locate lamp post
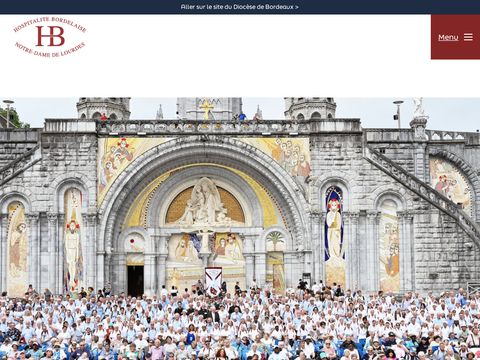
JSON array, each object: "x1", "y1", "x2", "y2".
[
  {"x1": 393, "y1": 100, "x2": 404, "y2": 129},
  {"x1": 3, "y1": 100, "x2": 14, "y2": 128}
]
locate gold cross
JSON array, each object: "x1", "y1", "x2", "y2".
[{"x1": 199, "y1": 99, "x2": 214, "y2": 120}]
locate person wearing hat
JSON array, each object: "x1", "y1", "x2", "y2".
[
  {"x1": 363, "y1": 346, "x2": 376, "y2": 360},
  {"x1": 40, "y1": 348, "x2": 54, "y2": 359},
  {"x1": 27, "y1": 340, "x2": 44, "y2": 359}
]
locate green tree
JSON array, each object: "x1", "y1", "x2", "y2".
[{"x1": 0, "y1": 107, "x2": 29, "y2": 128}]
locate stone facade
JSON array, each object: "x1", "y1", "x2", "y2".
[{"x1": 0, "y1": 98, "x2": 479, "y2": 296}]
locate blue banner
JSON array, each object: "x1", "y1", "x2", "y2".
[{"x1": 1, "y1": 0, "x2": 480, "y2": 14}]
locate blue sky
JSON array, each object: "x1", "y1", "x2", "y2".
[{"x1": 3, "y1": 98, "x2": 480, "y2": 132}]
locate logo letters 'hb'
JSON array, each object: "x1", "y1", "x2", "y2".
[{"x1": 36, "y1": 26, "x2": 65, "y2": 46}]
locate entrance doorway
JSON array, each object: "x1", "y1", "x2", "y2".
[{"x1": 127, "y1": 266, "x2": 144, "y2": 297}]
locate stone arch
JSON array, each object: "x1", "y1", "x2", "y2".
[
  {"x1": 118, "y1": 227, "x2": 153, "y2": 253},
  {"x1": 317, "y1": 177, "x2": 352, "y2": 212},
  {"x1": 374, "y1": 190, "x2": 410, "y2": 293},
  {"x1": 261, "y1": 226, "x2": 290, "y2": 252},
  {"x1": 310, "y1": 112, "x2": 321, "y2": 120},
  {"x1": 297, "y1": 113, "x2": 305, "y2": 120},
  {"x1": 0, "y1": 191, "x2": 31, "y2": 214},
  {"x1": 109, "y1": 113, "x2": 118, "y2": 120},
  {"x1": 49, "y1": 174, "x2": 94, "y2": 212},
  {"x1": 428, "y1": 148, "x2": 480, "y2": 220},
  {"x1": 371, "y1": 187, "x2": 410, "y2": 212},
  {"x1": 149, "y1": 166, "x2": 262, "y2": 229},
  {"x1": 99, "y1": 136, "x2": 309, "y2": 281},
  {"x1": 92, "y1": 112, "x2": 102, "y2": 120}
]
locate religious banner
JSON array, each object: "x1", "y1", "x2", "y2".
[
  {"x1": 64, "y1": 188, "x2": 84, "y2": 293},
  {"x1": 238, "y1": 138, "x2": 311, "y2": 179},
  {"x1": 205, "y1": 267, "x2": 222, "y2": 296},
  {"x1": 97, "y1": 137, "x2": 172, "y2": 205},
  {"x1": 379, "y1": 200, "x2": 400, "y2": 292},
  {"x1": 324, "y1": 186, "x2": 345, "y2": 287},
  {"x1": 7, "y1": 201, "x2": 28, "y2": 297}
]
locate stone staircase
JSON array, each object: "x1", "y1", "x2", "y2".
[
  {"x1": 0, "y1": 144, "x2": 41, "y2": 187},
  {"x1": 364, "y1": 146, "x2": 480, "y2": 247}
]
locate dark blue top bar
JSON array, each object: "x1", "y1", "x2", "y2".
[{"x1": 2, "y1": 0, "x2": 480, "y2": 14}]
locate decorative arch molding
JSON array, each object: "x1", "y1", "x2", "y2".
[
  {"x1": 149, "y1": 166, "x2": 261, "y2": 229},
  {"x1": 55, "y1": 179, "x2": 90, "y2": 214},
  {"x1": 428, "y1": 148, "x2": 480, "y2": 220},
  {"x1": 117, "y1": 227, "x2": 153, "y2": 253},
  {"x1": 316, "y1": 176, "x2": 352, "y2": 212},
  {"x1": 372, "y1": 188, "x2": 409, "y2": 212},
  {"x1": 99, "y1": 136, "x2": 309, "y2": 260},
  {"x1": 49, "y1": 173, "x2": 96, "y2": 212},
  {"x1": 0, "y1": 191, "x2": 32, "y2": 214}
]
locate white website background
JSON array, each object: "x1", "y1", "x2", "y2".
[{"x1": 1, "y1": 15, "x2": 479, "y2": 97}]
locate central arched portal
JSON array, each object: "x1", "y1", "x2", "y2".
[{"x1": 99, "y1": 137, "x2": 310, "y2": 295}]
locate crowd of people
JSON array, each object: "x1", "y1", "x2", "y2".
[{"x1": 1, "y1": 280, "x2": 480, "y2": 360}]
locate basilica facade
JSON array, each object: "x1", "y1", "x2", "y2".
[{"x1": 0, "y1": 97, "x2": 479, "y2": 297}]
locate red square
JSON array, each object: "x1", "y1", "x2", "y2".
[{"x1": 431, "y1": 15, "x2": 480, "y2": 59}]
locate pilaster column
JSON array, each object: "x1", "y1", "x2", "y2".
[
  {"x1": 84, "y1": 213, "x2": 97, "y2": 289},
  {"x1": 57, "y1": 213, "x2": 65, "y2": 294},
  {"x1": 319, "y1": 213, "x2": 325, "y2": 284},
  {"x1": 243, "y1": 234, "x2": 256, "y2": 288},
  {"x1": 155, "y1": 234, "x2": 169, "y2": 294},
  {"x1": 345, "y1": 212, "x2": 359, "y2": 290},
  {"x1": 410, "y1": 115, "x2": 429, "y2": 182},
  {"x1": 398, "y1": 211, "x2": 415, "y2": 292},
  {"x1": 309, "y1": 212, "x2": 321, "y2": 284},
  {"x1": 47, "y1": 213, "x2": 58, "y2": 293},
  {"x1": 26, "y1": 213, "x2": 40, "y2": 290},
  {"x1": 144, "y1": 253, "x2": 156, "y2": 296},
  {"x1": 0, "y1": 213, "x2": 8, "y2": 290},
  {"x1": 254, "y1": 253, "x2": 266, "y2": 287},
  {"x1": 366, "y1": 211, "x2": 380, "y2": 292},
  {"x1": 116, "y1": 252, "x2": 127, "y2": 293},
  {"x1": 156, "y1": 255, "x2": 168, "y2": 294}
]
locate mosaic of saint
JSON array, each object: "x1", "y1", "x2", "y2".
[
  {"x1": 167, "y1": 233, "x2": 203, "y2": 293},
  {"x1": 64, "y1": 189, "x2": 84, "y2": 293},
  {"x1": 266, "y1": 231, "x2": 286, "y2": 293},
  {"x1": 430, "y1": 157, "x2": 473, "y2": 216},
  {"x1": 379, "y1": 199, "x2": 400, "y2": 292},
  {"x1": 239, "y1": 138, "x2": 311, "y2": 179},
  {"x1": 324, "y1": 186, "x2": 345, "y2": 287},
  {"x1": 97, "y1": 137, "x2": 172, "y2": 205},
  {"x1": 211, "y1": 233, "x2": 244, "y2": 265},
  {"x1": 7, "y1": 201, "x2": 28, "y2": 297}
]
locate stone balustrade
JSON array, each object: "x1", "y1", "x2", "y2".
[
  {"x1": 426, "y1": 129, "x2": 480, "y2": 144},
  {"x1": 36, "y1": 118, "x2": 362, "y2": 136},
  {"x1": 0, "y1": 145, "x2": 41, "y2": 186}
]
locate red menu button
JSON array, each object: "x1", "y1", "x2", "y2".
[{"x1": 431, "y1": 15, "x2": 480, "y2": 59}]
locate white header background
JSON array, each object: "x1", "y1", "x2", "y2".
[{"x1": 0, "y1": 15, "x2": 479, "y2": 97}]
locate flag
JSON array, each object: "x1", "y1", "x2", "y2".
[{"x1": 190, "y1": 233, "x2": 201, "y2": 253}]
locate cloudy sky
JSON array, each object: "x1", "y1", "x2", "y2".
[{"x1": 3, "y1": 98, "x2": 480, "y2": 132}]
